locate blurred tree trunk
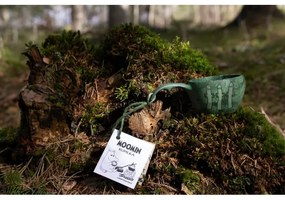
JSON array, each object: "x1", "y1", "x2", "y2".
[
  {"x1": 139, "y1": 5, "x2": 150, "y2": 25},
  {"x1": 0, "y1": 7, "x2": 10, "y2": 26},
  {"x1": 71, "y1": 5, "x2": 86, "y2": 31},
  {"x1": 21, "y1": 6, "x2": 32, "y2": 27},
  {"x1": 164, "y1": 6, "x2": 173, "y2": 28},
  {"x1": 148, "y1": 5, "x2": 156, "y2": 26},
  {"x1": 130, "y1": 5, "x2": 139, "y2": 25},
  {"x1": 108, "y1": 5, "x2": 130, "y2": 29},
  {"x1": 227, "y1": 5, "x2": 284, "y2": 28}
]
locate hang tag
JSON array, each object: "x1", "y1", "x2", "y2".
[{"x1": 94, "y1": 129, "x2": 155, "y2": 189}]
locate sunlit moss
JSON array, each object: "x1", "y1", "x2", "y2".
[{"x1": 98, "y1": 23, "x2": 216, "y2": 76}]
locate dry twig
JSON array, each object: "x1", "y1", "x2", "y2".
[{"x1": 261, "y1": 107, "x2": 285, "y2": 138}]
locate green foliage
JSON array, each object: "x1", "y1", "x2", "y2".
[
  {"x1": 177, "y1": 168, "x2": 201, "y2": 193},
  {"x1": 229, "y1": 176, "x2": 252, "y2": 194},
  {"x1": 114, "y1": 80, "x2": 140, "y2": 102},
  {"x1": 75, "y1": 66, "x2": 100, "y2": 84},
  {"x1": 81, "y1": 103, "x2": 110, "y2": 134},
  {"x1": 82, "y1": 103, "x2": 107, "y2": 123},
  {"x1": 41, "y1": 30, "x2": 95, "y2": 60},
  {"x1": 95, "y1": 23, "x2": 217, "y2": 107},
  {"x1": 114, "y1": 84, "x2": 130, "y2": 102},
  {"x1": 2, "y1": 170, "x2": 24, "y2": 194},
  {"x1": 98, "y1": 23, "x2": 216, "y2": 76},
  {"x1": 236, "y1": 107, "x2": 285, "y2": 157},
  {"x1": 162, "y1": 36, "x2": 215, "y2": 74},
  {"x1": 41, "y1": 30, "x2": 100, "y2": 85},
  {"x1": 97, "y1": 23, "x2": 165, "y2": 72}
]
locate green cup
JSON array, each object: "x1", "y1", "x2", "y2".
[
  {"x1": 148, "y1": 74, "x2": 246, "y2": 114},
  {"x1": 187, "y1": 74, "x2": 245, "y2": 113}
]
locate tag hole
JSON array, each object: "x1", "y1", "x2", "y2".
[{"x1": 116, "y1": 136, "x2": 120, "y2": 140}]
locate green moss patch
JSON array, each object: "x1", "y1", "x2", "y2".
[{"x1": 145, "y1": 107, "x2": 284, "y2": 194}]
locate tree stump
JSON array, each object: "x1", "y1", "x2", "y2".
[{"x1": 19, "y1": 45, "x2": 70, "y2": 154}]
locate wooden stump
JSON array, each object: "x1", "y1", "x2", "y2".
[{"x1": 18, "y1": 45, "x2": 70, "y2": 154}]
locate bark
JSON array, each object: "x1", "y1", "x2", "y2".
[
  {"x1": 108, "y1": 5, "x2": 130, "y2": 29},
  {"x1": 139, "y1": 5, "x2": 150, "y2": 25},
  {"x1": 130, "y1": 5, "x2": 139, "y2": 25},
  {"x1": 71, "y1": 5, "x2": 86, "y2": 31},
  {"x1": 0, "y1": 7, "x2": 10, "y2": 25}
]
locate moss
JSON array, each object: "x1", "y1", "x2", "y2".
[
  {"x1": 236, "y1": 107, "x2": 285, "y2": 157},
  {"x1": 174, "y1": 107, "x2": 285, "y2": 193},
  {"x1": 38, "y1": 30, "x2": 101, "y2": 106},
  {"x1": 114, "y1": 84, "x2": 130, "y2": 102},
  {"x1": 177, "y1": 168, "x2": 202, "y2": 194},
  {"x1": 2, "y1": 170, "x2": 24, "y2": 194},
  {"x1": 21, "y1": 25, "x2": 217, "y2": 141},
  {"x1": 162, "y1": 36, "x2": 216, "y2": 74},
  {"x1": 96, "y1": 23, "x2": 217, "y2": 110},
  {"x1": 97, "y1": 23, "x2": 166, "y2": 73},
  {"x1": 41, "y1": 30, "x2": 96, "y2": 62},
  {"x1": 113, "y1": 80, "x2": 140, "y2": 102},
  {"x1": 228, "y1": 176, "x2": 252, "y2": 194},
  {"x1": 26, "y1": 182, "x2": 48, "y2": 194},
  {"x1": 81, "y1": 103, "x2": 111, "y2": 134},
  {"x1": 98, "y1": 23, "x2": 216, "y2": 76}
]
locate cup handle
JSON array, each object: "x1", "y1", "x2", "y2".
[{"x1": 147, "y1": 83, "x2": 192, "y2": 103}]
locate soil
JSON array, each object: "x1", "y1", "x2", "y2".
[{"x1": 0, "y1": 69, "x2": 28, "y2": 128}]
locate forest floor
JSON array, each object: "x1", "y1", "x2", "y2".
[
  {"x1": 0, "y1": 21, "x2": 285, "y2": 194},
  {"x1": 0, "y1": 48, "x2": 28, "y2": 129}
]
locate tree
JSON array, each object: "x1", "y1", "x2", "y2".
[
  {"x1": 108, "y1": 5, "x2": 130, "y2": 29},
  {"x1": 0, "y1": 6, "x2": 10, "y2": 26},
  {"x1": 71, "y1": 5, "x2": 87, "y2": 31},
  {"x1": 227, "y1": 5, "x2": 284, "y2": 28},
  {"x1": 130, "y1": 5, "x2": 139, "y2": 25}
]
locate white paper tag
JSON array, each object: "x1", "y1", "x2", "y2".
[
  {"x1": 137, "y1": 146, "x2": 155, "y2": 186},
  {"x1": 94, "y1": 129, "x2": 155, "y2": 189}
]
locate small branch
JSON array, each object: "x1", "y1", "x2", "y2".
[{"x1": 261, "y1": 107, "x2": 285, "y2": 138}]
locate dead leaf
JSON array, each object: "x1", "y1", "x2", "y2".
[
  {"x1": 76, "y1": 132, "x2": 90, "y2": 145},
  {"x1": 128, "y1": 100, "x2": 170, "y2": 137},
  {"x1": 43, "y1": 57, "x2": 50, "y2": 64},
  {"x1": 62, "y1": 180, "x2": 77, "y2": 192}
]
